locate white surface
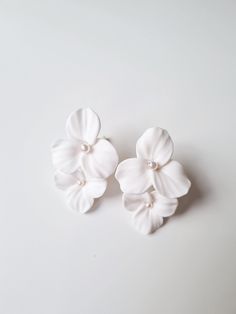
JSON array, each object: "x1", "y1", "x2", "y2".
[{"x1": 0, "y1": 1, "x2": 235, "y2": 313}]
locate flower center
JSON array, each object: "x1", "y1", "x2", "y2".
[
  {"x1": 146, "y1": 160, "x2": 159, "y2": 170},
  {"x1": 77, "y1": 179, "x2": 86, "y2": 186},
  {"x1": 80, "y1": 143, "x2": 91, "y2": 153},
  {"x1": 145, "y1": 202, "x2": 153, "y2": 208}
]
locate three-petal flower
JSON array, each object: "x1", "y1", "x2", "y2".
[
  {"x1": 55, "y1": 169, "x2": 107, "y2": 213},
  {"x1": 52, "y1": 108, "x2": 118, "y2": 179},
  {"x1": 123, "y1": 192, "x2": 178, "y2": 235},
  {"x1": 115, "y1": 127, "x2": 191, "y2": 198}
]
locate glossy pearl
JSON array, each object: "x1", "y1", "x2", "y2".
[
  {"x1": 80, "y1": 143, "x2": 91, "y2": 153},
  {"x1": 77, "y1": 180, "x2": 86, "y2": 186},
  {"x1": 147, "y1": 160, "x2": 159, "y2": 170},
  {"x1": 145, "y1": 202, "x2": 153, "y2": 208}
]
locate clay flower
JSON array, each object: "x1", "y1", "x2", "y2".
[
  {"x1": 115, "y1": 127, "x2": 191, "y2": 198},
  {"x1": 54, "y1": 168, "x2": 107, "y2": 213},
  {"x1": 51, "y1": 108, "x2": 118, "y2": 179},
  {"x1": 123, "y1": 191, "x2": 178, "y2": 235}
]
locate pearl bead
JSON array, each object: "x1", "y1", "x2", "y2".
[
  {"x1": 80, "y1": 143, "x2": 91, "y2": 153},
  {"x1": 77, "y1": 180, "x2": 86, "y2": 186},
  {"x1": 147, "y1": 160, "x2": 159, "y2": 170},
  {"x1": 145, "y1": 202, "x2": 153, "y2": 208}
]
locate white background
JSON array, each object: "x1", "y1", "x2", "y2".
[{"x1": 0, "y1": 1, "x2": 235, "y2": 313}]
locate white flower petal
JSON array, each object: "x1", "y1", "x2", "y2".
[
  {"x1": 84, "y1": 178, "x2": 107, "y2": 198},
  {"x1": 136, "y1": 127, "x2": 174, "y2": 167},
  {"x1": 66, "y1": 185, "x2": 94, "y2": 214},
  {"x1": 51, "y1": 139, "x2": 81, "y2": 173},
  {"x1": 152, "y1": 160, "x2": 191, "y2": 198},
  {"x1": 115, "y1": 158, "x2": 151, "y2": 194},
  {"x1": 151, "y1": 191, "x2": 178, "y2": 217},
  {"x1": 73, "y1": 168, "x2": 86, "y2": 182},
  {"x1": 80, "y1": 139, "x2": 119, "y2": 179},
  {"x1": 123, "y1": 193, "x2": 152, "y2": 211},
  {"x1": 54, "y1": 171, "x2": 76, "y2": 190},
  {"x1": 132, "y1": 208, "x2": 163, "y2": 235},
  {"x1": 66, "y1": 108, "x2": 101, "y2": 145}
]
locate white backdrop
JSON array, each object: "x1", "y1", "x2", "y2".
[{"x1": 0, "y1": 1, "x2": 236, "y2": 313}]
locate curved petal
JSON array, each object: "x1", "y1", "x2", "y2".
[
  {"x1": 80, "y1": 139, "x2": 119, "y2": 179},
  {"x1": 66, "y1": 108, "x2": 100, "y2": 145},
  {"x1": 66, "y1": 185, "x2": 94, "y2": 214},
  {"x1": 51, "y1": 139, "x2": 81, "y2": 173},
  {"x1": 115, "y1": 158, "x2": 151, "y2": 194},
  {"x1": 136, "y1": 127, "x2": 173, "y2": 167},
  {"x1": 151, "y1": 191, "x2": 178, "y2": 217},
  {"x1": 54, "y1": 170, "x2": 76, "y2": 190},
  {"x1": 123, "y1": 192, "x2": 152, "y2": 211},
  {"x1": 84, "y1": 178, "x2": 107, "y2": 198},
  {"x1": 132, "y1": 208, "x2": 163, "y2": 235},
  {"x1": 73, "y1": 168, "x2": 86, "y2": 182},
  {"x1": 152, "y1": 160, "x2": 191, "y2": 198}
]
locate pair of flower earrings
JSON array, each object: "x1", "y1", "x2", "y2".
[{"x1": 51, "y1": 108, "x2": 191, "y2": 235}]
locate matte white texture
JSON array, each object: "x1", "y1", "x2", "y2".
[
  {"x1": 52, "y1": 108, "x2": 119, "y2": 177},
  {"x1": 55, "y1": 169, "x2": 107, "y2": 214},
  {"x1": 123, "y1": 192, "x2": 178, "y2": 234},
  {"x1": 115, "y1": 127, "x2": 191, "y2": 198},
  {"x1": 80, "y1": 138, "x2": 119, "y2": 179},
  {"x1": 136, "y1": 127, "x2": 174, "y2": 166},
  {"x1": 51, "y1": 107, "x2": 118, "y2": 213},
  {"x1": 66, "y1": 108, "x2": 101, "y2": 145},
  {"x1": 116, "y1": 127, "x2": 185, "y2": 234},
  {"x1": 0, "y1": 1, "x2": 236, "y2": 314}
]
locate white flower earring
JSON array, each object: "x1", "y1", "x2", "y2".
[
  {"x1": 51, "y1": 108, "x2": 119, "y2": 213},
  {"x1": 115, "y1": 127, "x2": 191, "y2": 235}
]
